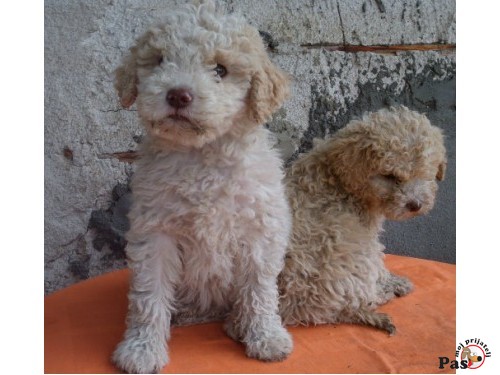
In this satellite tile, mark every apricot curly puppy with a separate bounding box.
[112,2,292,373]
[279,106,447,335]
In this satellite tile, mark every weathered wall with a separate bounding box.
[44,0,456,294]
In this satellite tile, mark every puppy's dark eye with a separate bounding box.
[383,174,401,184]
[158,56,164,65]
[214,64,227,78]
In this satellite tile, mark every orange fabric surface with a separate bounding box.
[45,255,456,373]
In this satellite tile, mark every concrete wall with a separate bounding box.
[44,0,456,294]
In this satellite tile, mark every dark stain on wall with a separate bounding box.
[295,55,455,160]
[88,182,131,261]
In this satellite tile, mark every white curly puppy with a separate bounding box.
[279,106,447,335]
[112,2,292,373]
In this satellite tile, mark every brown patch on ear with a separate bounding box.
[436,160,447,181]
[248,57,290,125]
[322,125,384,199]
[114,50,138,108]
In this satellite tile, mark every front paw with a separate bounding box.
[245,324,293,362]
[112,336,168,374]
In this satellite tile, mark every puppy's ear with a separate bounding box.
[114,49,138,108]
[247,50,289,125]
[436,160,447,181]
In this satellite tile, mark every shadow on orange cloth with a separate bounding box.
[45,255,456,374]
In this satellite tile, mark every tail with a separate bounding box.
[348,309,396,335]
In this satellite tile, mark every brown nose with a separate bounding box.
[406,201,422,212]
[166,88,193,108]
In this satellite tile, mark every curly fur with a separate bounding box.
[278,106,447,335]
[112,2,292,373]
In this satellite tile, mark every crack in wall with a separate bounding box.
[336,1,346,46]
[374,0,386,13]
[300,43,455,53]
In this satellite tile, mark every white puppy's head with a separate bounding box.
[323,106,447,221]
[115,2,288,148]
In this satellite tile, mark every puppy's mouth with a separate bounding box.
[168,113,192,123]
[152,114,205,135]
